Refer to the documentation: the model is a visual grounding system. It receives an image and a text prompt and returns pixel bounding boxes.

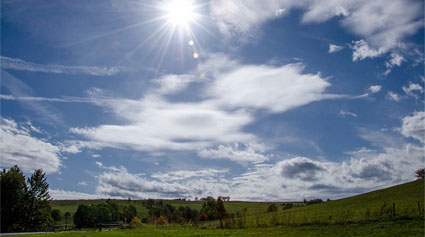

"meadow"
[41,179,424,236]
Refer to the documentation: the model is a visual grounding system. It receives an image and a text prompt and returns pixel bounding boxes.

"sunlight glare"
[163,0,198,28]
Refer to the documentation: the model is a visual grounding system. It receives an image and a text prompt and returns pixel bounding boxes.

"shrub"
[130,216,142,226]
[51,209,62,221]
[266,203,278,212]
[157,216,168,225]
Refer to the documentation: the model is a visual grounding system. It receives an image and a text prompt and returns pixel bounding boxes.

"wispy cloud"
[351,85,382,99]
[387,91,403,102]
[1,56,124,76]
[384,53,406,75]
[328,44,344,53]
[339,110,358,118]
[402,83,424,99]
[1,70,65,125]
[197,142,270,165]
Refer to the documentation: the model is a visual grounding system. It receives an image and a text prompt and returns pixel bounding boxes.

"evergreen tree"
[0,166,28,232]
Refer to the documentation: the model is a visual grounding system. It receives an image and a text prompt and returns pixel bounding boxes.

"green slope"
[269,179,425,224]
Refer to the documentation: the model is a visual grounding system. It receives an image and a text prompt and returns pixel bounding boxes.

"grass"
[12,218,425,237]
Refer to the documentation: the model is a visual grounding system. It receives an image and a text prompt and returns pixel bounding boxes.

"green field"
[14,218,425,237]
[42,179,424,236]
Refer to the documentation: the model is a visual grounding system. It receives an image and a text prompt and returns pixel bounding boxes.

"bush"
[282,203,293,210]
[130,216,142,226]
[266,203,278,212]
[157,216,168,225]
[51,209,62,221]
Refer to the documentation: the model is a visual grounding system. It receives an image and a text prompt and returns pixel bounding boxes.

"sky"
[1,0,424,201]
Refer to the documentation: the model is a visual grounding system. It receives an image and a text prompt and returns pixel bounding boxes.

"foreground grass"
[19,218,425,237]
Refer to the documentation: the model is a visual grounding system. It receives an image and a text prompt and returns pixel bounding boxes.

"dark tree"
[26,169,52,230]
[74,204,94,228]
[51,209,62,221]
[0,166,28,232]
[1,166,53,232]
[217,197,227,228]
[415,168,425,179]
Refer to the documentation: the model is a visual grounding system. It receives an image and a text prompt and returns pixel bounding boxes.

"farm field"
[43,179,425,236]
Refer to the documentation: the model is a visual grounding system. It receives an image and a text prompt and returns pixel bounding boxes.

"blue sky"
[1,0,424,201]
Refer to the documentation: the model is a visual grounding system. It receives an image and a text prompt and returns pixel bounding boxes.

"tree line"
[141,196,227,227]
[73,200,137,228]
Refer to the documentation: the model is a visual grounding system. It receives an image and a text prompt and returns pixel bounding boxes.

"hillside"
[268,179,425,224]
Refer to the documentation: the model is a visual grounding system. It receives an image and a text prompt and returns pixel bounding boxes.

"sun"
[162,0,199,28]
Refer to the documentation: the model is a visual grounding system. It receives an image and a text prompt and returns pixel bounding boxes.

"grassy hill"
[242,179,424,226]
[50,179,424,226]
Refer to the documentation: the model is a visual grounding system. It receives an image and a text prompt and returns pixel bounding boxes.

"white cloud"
[78,181,88,186]
[1,56,123,76]
[197,142,270,165]
[0,117,62,173]
[50,189,108,200]
[153,74,198,95]
[0,94,15,100]
[385,53,406,75]
[70,98,255,151]
[210,0,291,41]
[91,154,101,158]
[91,141,424,201]
[339,110,358,118]
[402,83,424,98]
[328,44,344,53]
[151,169,228,182]
[96,165,195,199]
[86,115,425,201]
[351,40,387,61]
[71,55,341,157]
[369,85,382,94]
[211,0,423,53]
[205,62,339,113]
[387,91,402,102]
[400,111,425,143]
